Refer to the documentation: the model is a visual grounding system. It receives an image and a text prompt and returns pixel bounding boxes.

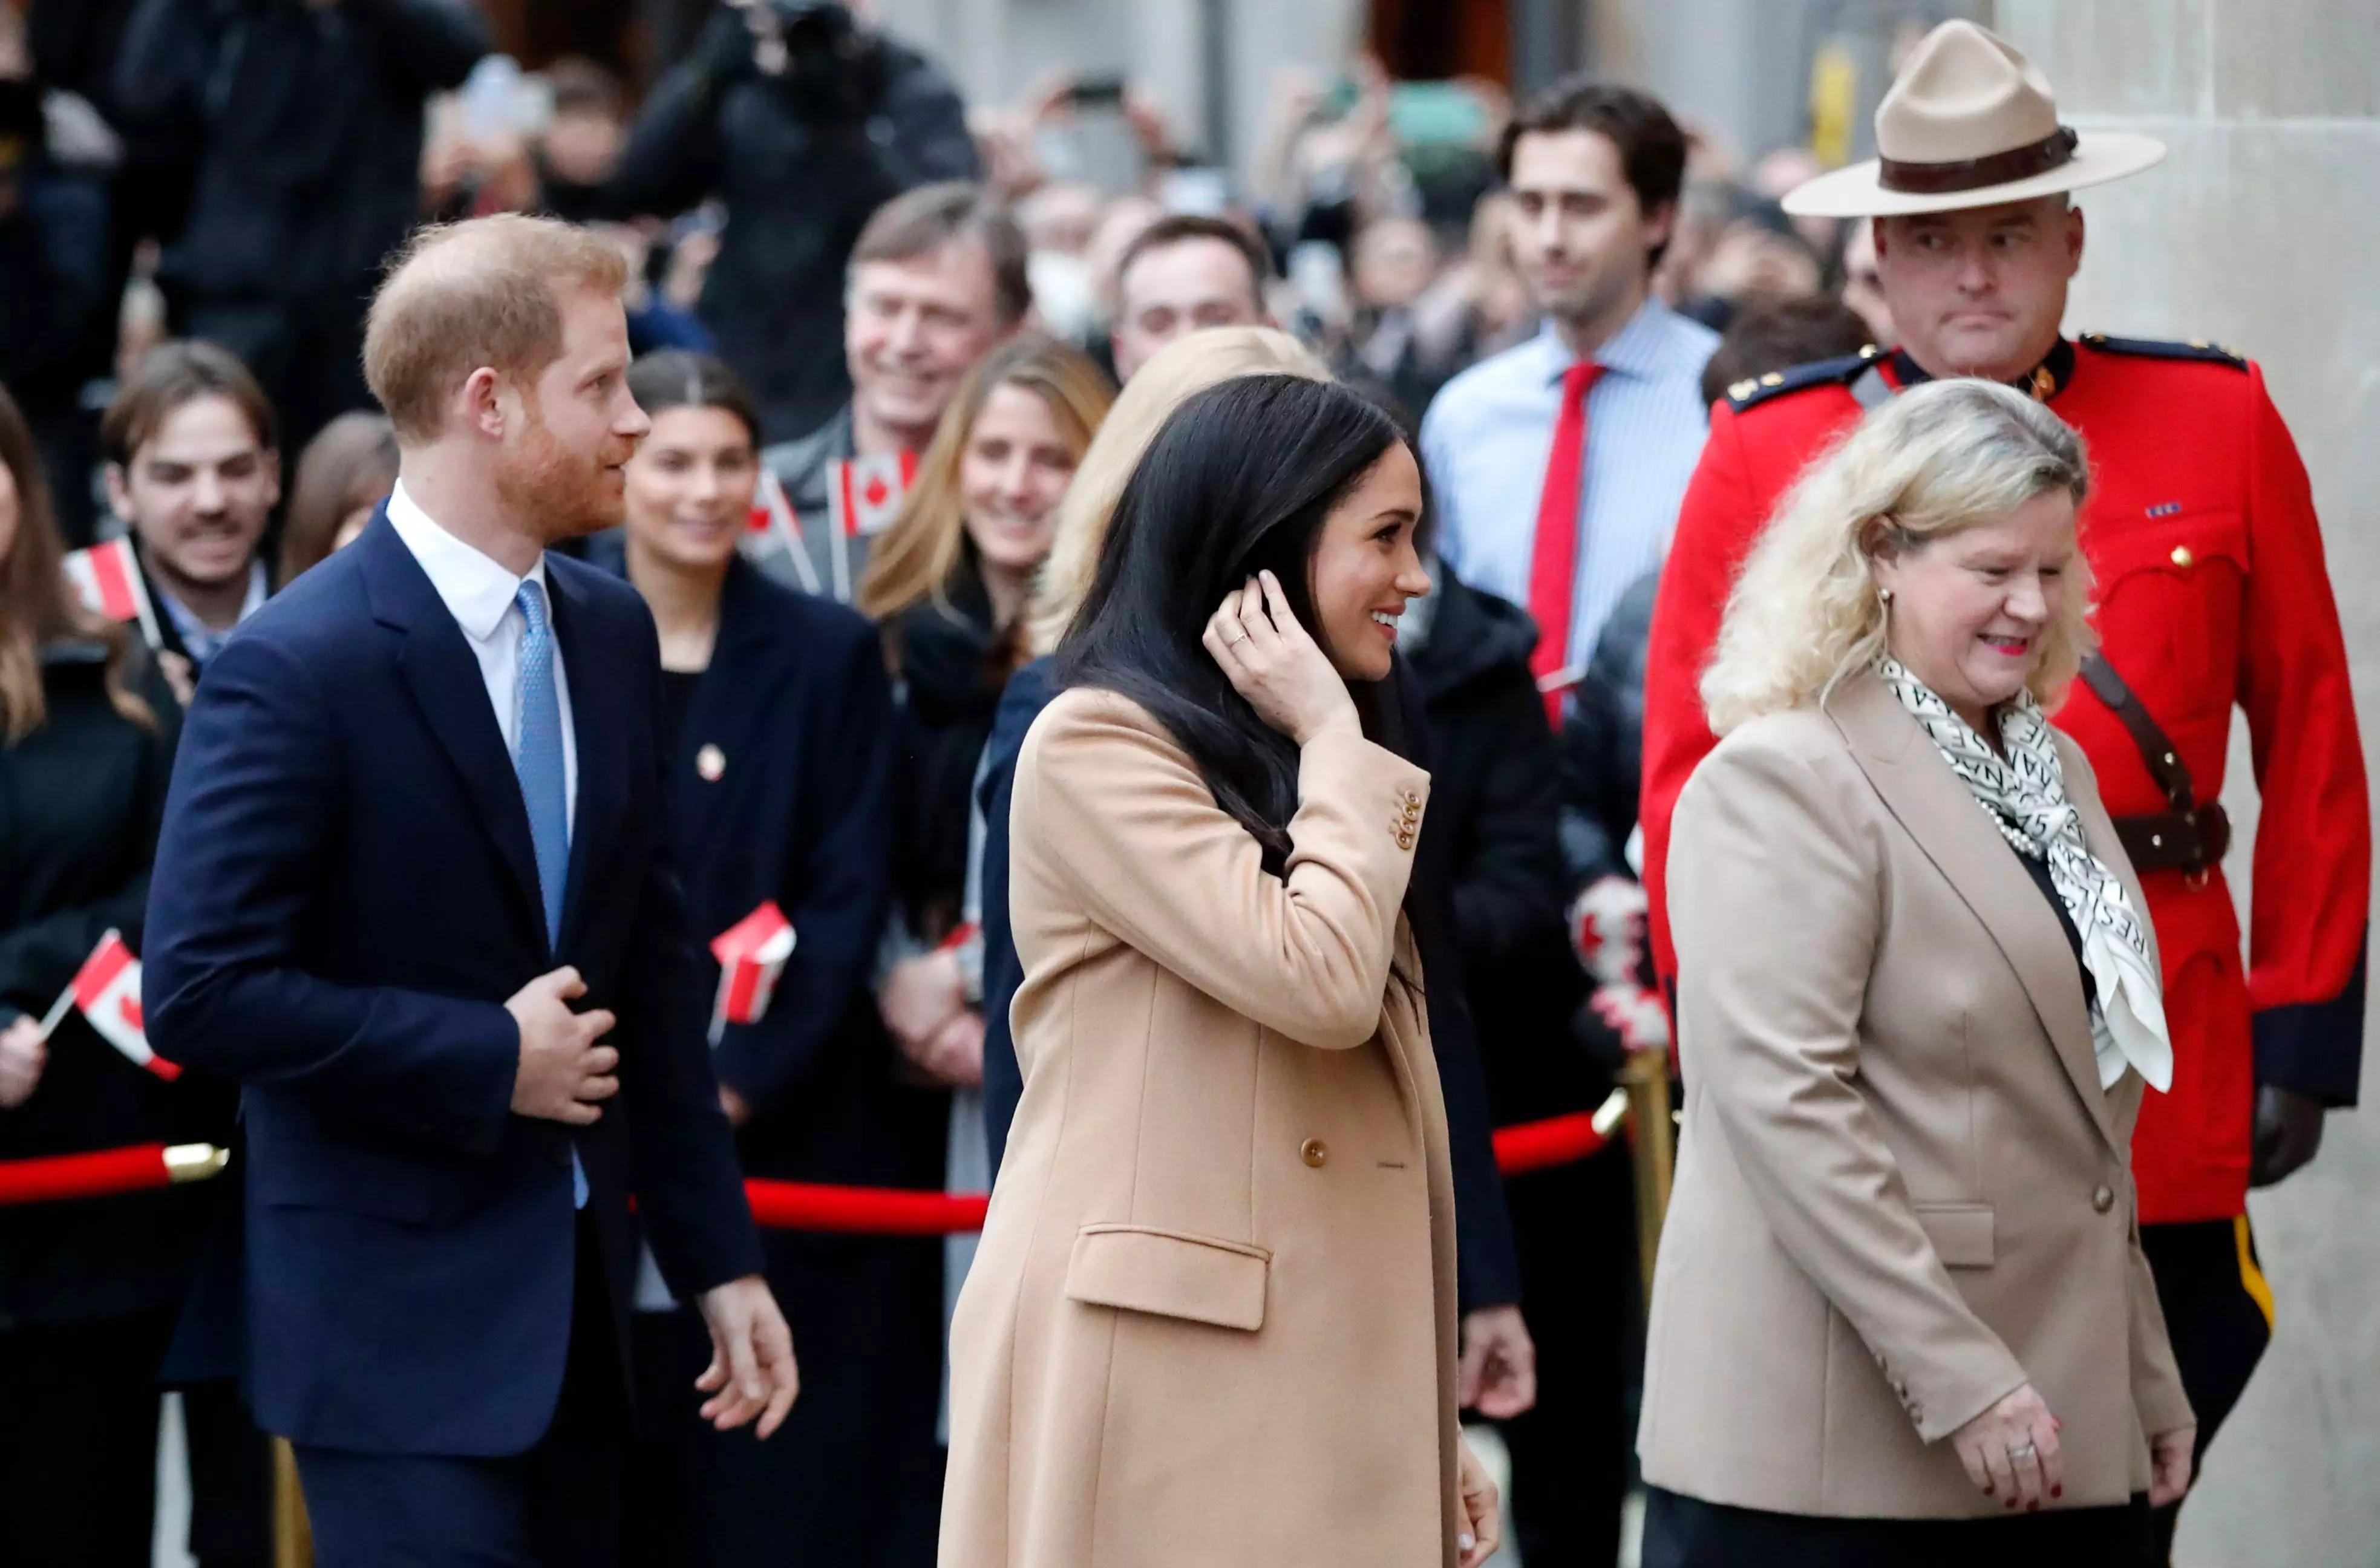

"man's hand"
[880,949,964,1049]
[2250,1086,2326,1187]
[506,967,617,1125]
[909,1010,985,1089]
[0,1016,47,1109]
[1458,1305,1537,1419]
[695,1275,799,1438]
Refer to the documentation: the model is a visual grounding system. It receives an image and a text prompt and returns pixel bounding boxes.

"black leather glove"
[2249,1085,2327,1187]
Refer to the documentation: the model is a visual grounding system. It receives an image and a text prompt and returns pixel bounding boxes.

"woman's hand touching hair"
[1202,570,1360,747]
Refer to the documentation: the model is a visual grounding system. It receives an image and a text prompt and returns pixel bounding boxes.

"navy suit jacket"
[143,514,763,1456]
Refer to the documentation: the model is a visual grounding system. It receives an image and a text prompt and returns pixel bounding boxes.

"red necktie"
[1528,361,1603,725]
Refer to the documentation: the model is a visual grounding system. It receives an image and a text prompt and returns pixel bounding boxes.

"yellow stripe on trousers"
[2234,1214,2277,1331]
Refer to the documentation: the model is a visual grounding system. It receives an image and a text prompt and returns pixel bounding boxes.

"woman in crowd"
[853,335,1111,1182]
[0,383,208,1564]
[277,410,398,583]
[943,374,1500,1567]
[1643,381,2193,1566]
[598,351,923,1567]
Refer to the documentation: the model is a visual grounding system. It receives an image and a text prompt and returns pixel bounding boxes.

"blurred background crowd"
[5,2,2372,1567]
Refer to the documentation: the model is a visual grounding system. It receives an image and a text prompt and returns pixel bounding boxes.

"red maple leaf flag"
[57,930,181,1081]
[707,901,797,1045]
[62,538,165,650]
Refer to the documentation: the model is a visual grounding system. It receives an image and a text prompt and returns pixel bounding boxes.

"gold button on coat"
[2169,546,2194,569]
[2091,1184,2116,1214]
[1300,1138,1329,1168]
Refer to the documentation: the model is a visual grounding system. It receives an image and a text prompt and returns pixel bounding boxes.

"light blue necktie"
[512,580,586,1208]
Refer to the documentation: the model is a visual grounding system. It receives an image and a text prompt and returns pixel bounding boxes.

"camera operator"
[609,0,978,443]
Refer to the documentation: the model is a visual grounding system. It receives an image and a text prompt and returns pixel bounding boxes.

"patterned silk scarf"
[1875,658,2174,1093]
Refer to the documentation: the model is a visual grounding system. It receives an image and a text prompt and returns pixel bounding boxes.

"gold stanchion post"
[1618,1049,1676,1313]
[272,1436,312,1568]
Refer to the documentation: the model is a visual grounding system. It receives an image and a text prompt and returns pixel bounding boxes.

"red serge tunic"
[1640,337,2370,1224]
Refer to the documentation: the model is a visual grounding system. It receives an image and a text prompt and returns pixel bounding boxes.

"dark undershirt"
[658,668,701,759]
[2010,838,2095,1007]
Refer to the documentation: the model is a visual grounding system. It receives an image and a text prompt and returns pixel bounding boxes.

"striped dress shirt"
[1419,300,1718,677]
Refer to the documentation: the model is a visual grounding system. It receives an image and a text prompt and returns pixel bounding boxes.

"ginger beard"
[494,384,639,542]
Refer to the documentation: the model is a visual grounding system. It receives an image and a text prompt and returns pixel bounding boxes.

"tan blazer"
[941,688,1463,1568]
[1640,670,2192,1517]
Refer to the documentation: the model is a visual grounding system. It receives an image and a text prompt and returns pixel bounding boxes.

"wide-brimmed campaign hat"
[1783,20,2165,218]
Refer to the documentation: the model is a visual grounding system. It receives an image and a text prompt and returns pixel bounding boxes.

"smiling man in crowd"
[759,181,1027,601]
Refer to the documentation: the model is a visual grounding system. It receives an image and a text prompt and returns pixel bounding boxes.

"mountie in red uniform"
[1640,335,2370,1231]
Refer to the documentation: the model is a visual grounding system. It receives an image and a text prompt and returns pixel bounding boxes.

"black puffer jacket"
[608,10,978,442]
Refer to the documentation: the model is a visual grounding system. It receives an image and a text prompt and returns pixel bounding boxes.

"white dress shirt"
[1419,298,1719,670]
[385,480,578,836]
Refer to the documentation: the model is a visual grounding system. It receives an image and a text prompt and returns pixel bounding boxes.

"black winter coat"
[0,645,232,1331]
[1402,569,1595,1127]
[112,0,485,309]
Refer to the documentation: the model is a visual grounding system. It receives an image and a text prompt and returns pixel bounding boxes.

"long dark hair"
[1054,374,1409,867]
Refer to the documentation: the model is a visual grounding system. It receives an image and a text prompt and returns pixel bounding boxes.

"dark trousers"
[2142,1215,2272,1559]
[296,1218,628,1568]
[0,1311,174,1567]
[1492,1142,1637,1568]
[1643,1485,2156,1568]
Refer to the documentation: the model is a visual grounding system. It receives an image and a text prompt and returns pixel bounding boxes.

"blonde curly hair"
[1701,378,2094,736]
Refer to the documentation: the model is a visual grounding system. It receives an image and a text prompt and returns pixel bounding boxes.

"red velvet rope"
[0,1110,1619,1228]
[0,1142,174,1207]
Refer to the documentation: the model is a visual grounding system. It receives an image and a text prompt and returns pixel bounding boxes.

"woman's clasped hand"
[1202,570,1361,746]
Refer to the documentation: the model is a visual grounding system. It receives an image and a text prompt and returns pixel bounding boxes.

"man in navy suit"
[143,214,798,1566]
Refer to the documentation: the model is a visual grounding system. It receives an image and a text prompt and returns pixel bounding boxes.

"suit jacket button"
[1300,1138,1329,1168]
[2091,1184,2116,1213]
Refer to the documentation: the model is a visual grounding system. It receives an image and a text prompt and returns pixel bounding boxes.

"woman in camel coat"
[941,376,1499,1567]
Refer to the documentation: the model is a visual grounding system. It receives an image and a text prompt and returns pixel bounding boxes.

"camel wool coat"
[1641,671,2192,1517]
[941,688,1464,1568]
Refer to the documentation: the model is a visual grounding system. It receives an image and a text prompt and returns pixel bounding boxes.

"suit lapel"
[359,515,548,946]
[546,563,625,956]
[1826,673,2122,1151]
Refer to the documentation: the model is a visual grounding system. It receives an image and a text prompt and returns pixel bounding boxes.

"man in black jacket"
[608,1,979,442]
[111,0,486,453]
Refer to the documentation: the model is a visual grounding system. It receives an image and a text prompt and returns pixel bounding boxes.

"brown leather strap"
[2078,652,2228,875]
[1879,126,2080,195]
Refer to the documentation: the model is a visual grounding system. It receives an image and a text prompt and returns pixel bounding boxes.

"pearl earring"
[1878,587,1894,606]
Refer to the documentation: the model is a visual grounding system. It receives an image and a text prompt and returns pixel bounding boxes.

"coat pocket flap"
[1063,1224,1271,1331]
[1912,1201,1996,1267]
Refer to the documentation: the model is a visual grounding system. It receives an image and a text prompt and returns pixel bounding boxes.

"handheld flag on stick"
[38,930,180,1081]
[708,902,797,1046]
[823,451,917,603]
[62,539,165,651]
[744,468,823,596]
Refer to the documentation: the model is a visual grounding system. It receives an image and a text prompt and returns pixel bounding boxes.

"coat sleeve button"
[1300,1138,1329,1168]
[2091,1184,2116,1214]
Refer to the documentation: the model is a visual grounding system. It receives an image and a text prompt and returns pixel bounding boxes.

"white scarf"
[1876,659,2173,1093]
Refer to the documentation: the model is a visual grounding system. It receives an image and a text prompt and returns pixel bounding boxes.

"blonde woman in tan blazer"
[1643,381,2195,1567]
[941,374,1501,1568]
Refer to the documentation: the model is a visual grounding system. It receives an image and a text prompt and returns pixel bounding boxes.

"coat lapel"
[1825,673,2122,1151]
[546,562,626,958]
[358,514,548,947]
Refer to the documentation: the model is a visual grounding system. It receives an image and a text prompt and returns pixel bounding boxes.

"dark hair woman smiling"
[941,376,1500,1568]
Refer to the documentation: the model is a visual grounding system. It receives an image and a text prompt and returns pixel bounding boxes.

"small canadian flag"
[741,468,823,597]
[824,451,917,604]
[707,902,797,1045]
[38,930,180,1081]
[62,538,165,651]
[828,452,918,540]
